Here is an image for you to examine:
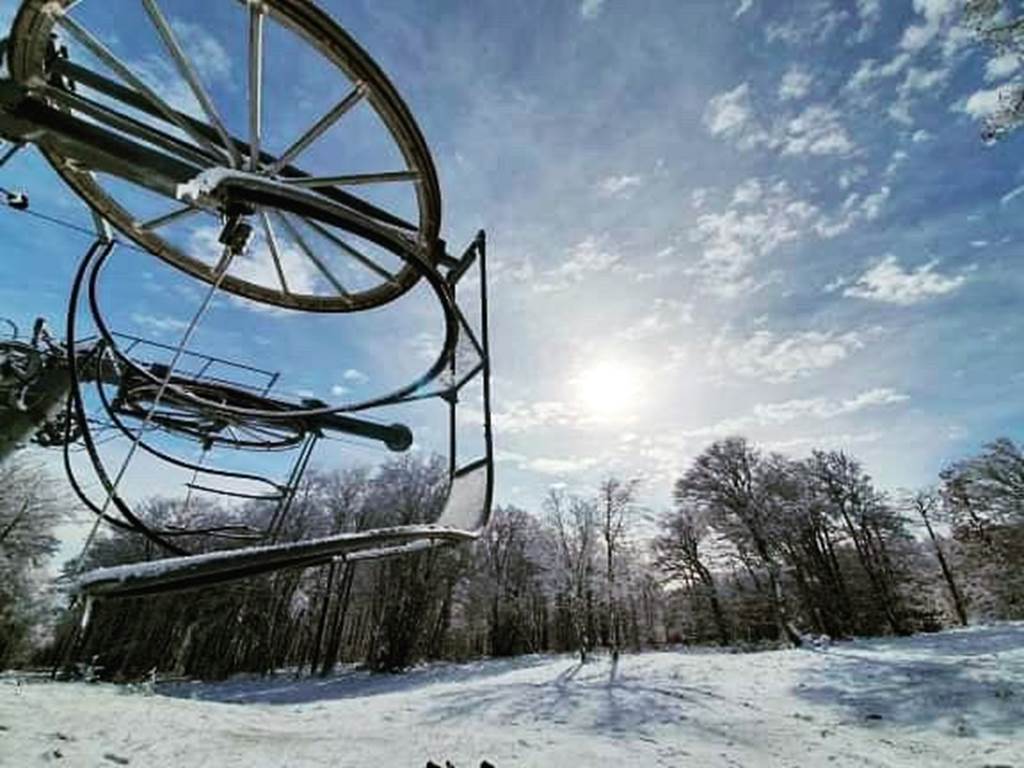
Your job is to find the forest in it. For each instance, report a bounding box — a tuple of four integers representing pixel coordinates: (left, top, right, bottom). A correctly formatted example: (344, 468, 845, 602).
(2, 434, 1022, 681)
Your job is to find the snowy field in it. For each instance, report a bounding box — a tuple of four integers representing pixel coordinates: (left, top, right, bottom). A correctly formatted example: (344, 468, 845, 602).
(1, 624, 1022, 767)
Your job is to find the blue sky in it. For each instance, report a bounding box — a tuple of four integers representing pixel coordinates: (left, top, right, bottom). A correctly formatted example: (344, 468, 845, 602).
(2, 0, 1024, 535)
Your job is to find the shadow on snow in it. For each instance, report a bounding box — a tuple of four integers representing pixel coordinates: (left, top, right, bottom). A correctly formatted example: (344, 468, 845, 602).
(793, 624, 1023, 738)
(157, 654, 555, 705)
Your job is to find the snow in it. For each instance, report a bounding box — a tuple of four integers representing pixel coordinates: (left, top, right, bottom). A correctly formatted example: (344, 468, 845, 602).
(2, 624, 1022, 767)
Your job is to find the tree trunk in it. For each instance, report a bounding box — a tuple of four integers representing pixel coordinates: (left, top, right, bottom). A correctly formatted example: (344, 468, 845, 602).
(920, 509, 969, 626)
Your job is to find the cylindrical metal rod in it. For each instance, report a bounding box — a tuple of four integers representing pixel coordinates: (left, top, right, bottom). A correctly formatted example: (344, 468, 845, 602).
(313, 413, 412, 452)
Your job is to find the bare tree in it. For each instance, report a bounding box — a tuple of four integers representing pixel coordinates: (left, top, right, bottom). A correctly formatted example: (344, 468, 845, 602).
(545, 488, 598, 661)
(675, 438, 802, 645)
(0, 458, 67, 664)
(653, 505, 730, 645)
(907, 488, 968, 626)
(597, 476, 640, 657)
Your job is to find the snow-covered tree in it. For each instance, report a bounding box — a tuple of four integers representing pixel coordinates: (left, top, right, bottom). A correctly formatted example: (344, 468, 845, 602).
(0, 458, 66, 665)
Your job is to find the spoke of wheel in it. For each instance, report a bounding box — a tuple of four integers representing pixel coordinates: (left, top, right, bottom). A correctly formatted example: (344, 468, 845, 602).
(248, 3, 264, 171)
(258, 208, 290, 295)
(140, 0, 241, 168)
(286, 170, 420, 188)
(303, 217, 396, 283)
(141, 205, 200, 231)
(266, 83, 367, 175)
(55, 13, 231, 165)
(275, 212, 350, 299)
(76, 245, 236, 569)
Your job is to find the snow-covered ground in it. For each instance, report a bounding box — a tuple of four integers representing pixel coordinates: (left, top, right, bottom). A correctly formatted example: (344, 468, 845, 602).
(2, 624, 1022, 767)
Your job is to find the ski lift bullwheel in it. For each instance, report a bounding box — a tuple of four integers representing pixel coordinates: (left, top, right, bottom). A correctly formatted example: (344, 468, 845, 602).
(7, 0, 442, 312)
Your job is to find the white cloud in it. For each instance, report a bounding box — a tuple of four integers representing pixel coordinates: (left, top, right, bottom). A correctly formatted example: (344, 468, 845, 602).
(580, 0, 605, 20)
(854, 0, 882, 42)
(986, 53, 1021, 82)
(960, 85, 1010, 121)
(711, 329, 869, 383)
(485, 400, 584, 434)
(408, 331, 443, 361)
(690, 179, 821, 298)
(732, 178, 763, 206)
(823, 274, 849, 293)
(533, 238, 620, 293)
(614, 299, 693, 342)
(889, 65, 953, 125)
(815, 185, 890, 238)
(766, 431, 883, 452)
(130, 313, 189, 335)
(705, 84, 855, 156)
(884, 150, 908, 178)
(860, 186, 890, 220)
(846, 53, 912, 92)
(734, 0, 754, 19)
(753, 388, 908, 423)
(844, 255, 966, 305)
(911, 129, 932, 142)
(764, 4, 849, 46)
(1000, 184, 1024, 206)
(703, 83, 760, 145)
(525, 456, 600, 475)
(689, 177, 889, 298)
(780, 104, 855, 156)
(126, 19, 233, 118)
(900, 0, 959, 52)
(170, 19, 232, 81)
(342, 368, 368, 383)
(598, 174, 643, 198)
(686, 387, 909, 438)
(779, 67, 813, 101)
(839, 165, 868, 190)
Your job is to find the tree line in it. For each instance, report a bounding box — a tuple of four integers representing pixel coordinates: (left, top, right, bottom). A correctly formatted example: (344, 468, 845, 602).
(2, 435, 1023, 678)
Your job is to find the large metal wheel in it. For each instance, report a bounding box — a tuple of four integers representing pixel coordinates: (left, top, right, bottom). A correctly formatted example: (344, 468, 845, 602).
(8, 0, 442, 312)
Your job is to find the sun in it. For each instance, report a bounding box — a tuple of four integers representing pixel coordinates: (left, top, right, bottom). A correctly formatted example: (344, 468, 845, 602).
(573, 360, 642, 420)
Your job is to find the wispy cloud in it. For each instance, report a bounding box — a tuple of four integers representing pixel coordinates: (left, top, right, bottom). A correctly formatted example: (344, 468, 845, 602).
(533, 237, 620, 293)
(734, 0, 755, 20)
(710, 329, 871, 383)
(704, 83, 855, 156)
(125, 17, 233, 117)
(853, 0, 882, 42)
(690, 179, 821, 297)
(579, 0, 605, 20)
(844, 255, 967, 305)
(900, 0, 959, 52)
(130, 313, 189, 335)
(686, 387, 909, 438)
(763, 2, 849, 46)
(597, 174, 643, 198)
(778, 67, 813, 101)
(704, 83, 759, 146)
(524, 455, 600, 475)
(614, 298, 693, 342)
(985, 53, 1020, 82)
(958, 85, 1012, 121)
(688, 177, 884, 298)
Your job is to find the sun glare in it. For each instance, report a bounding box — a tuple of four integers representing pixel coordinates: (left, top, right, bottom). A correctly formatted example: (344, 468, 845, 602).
(574, 360, 642, 419)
